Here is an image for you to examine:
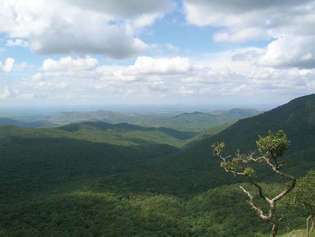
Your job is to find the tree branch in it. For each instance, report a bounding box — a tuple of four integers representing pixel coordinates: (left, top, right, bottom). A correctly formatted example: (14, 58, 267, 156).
(263, 157, 296, 202)
(239, 185, 270, 221)
(250, 180, 272, 204)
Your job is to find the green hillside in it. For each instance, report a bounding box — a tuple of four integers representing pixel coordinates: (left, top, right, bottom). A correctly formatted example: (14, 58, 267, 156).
(59, 121, 197, 147)
(156, 94, 315, 191)
(0, 121, 195, 149)
(0, 95, 314, 236)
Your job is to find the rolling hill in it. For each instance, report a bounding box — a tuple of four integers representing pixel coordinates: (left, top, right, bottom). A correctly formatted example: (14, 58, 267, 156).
(0, 121, 196, 148)
(45, 108, 259, 132)
(0, 118, 51, 128)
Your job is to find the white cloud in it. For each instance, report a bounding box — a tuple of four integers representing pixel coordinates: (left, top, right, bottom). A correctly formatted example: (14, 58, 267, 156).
(184, 0, 315, 33)
(42, 56, 98, 72)
(0, 0, 171, 58)
(213, 28, 268, 43)
(0, 57, 15, 73)
(184, 0, 315, 69)
(124, 56, 192, 75)
(6, 39, 29, 48)
(260, 36, 315, 69)
(1, 1, 314, 105)
(3, 52, 314, 105)
(66, 0, 172, 18)
(96, 56, 193, 83)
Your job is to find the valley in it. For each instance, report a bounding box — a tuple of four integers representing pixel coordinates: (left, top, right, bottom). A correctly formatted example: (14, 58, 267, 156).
(0, 95, 314, 236)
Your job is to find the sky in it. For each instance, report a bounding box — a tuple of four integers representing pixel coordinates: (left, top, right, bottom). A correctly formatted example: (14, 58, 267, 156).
(1, 0, 315, 109)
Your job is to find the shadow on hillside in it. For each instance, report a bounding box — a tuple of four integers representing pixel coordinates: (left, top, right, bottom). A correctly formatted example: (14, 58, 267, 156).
(1, 133, 314, 204)
(0, 136, 182, 201)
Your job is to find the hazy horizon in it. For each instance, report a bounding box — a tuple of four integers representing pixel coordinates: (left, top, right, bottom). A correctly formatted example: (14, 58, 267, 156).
(0, 100, 275, 116)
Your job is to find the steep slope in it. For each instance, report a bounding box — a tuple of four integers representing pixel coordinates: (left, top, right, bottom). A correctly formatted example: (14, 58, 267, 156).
(152, 94, 315, 191)
(212, 94, 315, 152)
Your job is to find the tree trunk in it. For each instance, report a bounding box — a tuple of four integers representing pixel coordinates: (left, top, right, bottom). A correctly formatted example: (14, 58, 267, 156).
(306, 215, 314, 237)
(271, 223, 278, 237)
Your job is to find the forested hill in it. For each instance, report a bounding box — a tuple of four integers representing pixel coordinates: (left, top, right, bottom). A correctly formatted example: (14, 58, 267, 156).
(154, 94, 315, 191)
(210, 93, 315, 152)
(60, 121, 196, 140)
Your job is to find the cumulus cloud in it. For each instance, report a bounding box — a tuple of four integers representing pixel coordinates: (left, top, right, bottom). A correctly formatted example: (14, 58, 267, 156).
(184, 0, 315, 33)
(1, 1, 314, 106)
(0, 0, 171, 58)
(96, 56, 193, 82)
(0, 58, 15, 73)
(66, 0, 172, 18)
(213, 28, 268, 43)
(42, 56, 98, 72)
(6, 39, 29, 48)
(30, 21, 148, 58)
(4, 52, 315, 105)
(184, 0, 315, 41)
(260, 36, 315, 69)
(122, 56, 192, 75)
(184, 0, 315, 69)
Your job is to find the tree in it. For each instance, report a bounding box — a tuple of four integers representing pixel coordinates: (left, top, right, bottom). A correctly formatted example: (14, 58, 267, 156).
(291, 170, 315, 237)
(212, 130, 296, 237)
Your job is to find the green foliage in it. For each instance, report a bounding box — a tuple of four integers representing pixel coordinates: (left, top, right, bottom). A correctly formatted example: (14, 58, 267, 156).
(212, 130, 289, 177)
(244, 167, 256, 177)
(256, 130, 288, 158)
(292, 170, 315, 213)
(212, 142, 225, 157)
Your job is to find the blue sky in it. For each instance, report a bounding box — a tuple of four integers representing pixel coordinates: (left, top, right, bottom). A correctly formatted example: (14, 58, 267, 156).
(1, 0, 315, 108)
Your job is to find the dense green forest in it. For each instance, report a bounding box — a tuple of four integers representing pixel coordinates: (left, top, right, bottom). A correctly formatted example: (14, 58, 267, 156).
(0, 95, 315, 236)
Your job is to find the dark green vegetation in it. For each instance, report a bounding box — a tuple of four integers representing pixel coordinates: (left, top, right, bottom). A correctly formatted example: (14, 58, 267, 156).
(291, 170, 315, 236)
(0, 95, 314, 236)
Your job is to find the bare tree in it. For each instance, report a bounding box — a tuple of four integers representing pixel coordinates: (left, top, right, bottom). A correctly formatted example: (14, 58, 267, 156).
(212, 130, 296, 237)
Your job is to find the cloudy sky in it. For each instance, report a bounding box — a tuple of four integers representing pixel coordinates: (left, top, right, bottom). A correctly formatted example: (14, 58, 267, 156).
(1, 0, 315, 108)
